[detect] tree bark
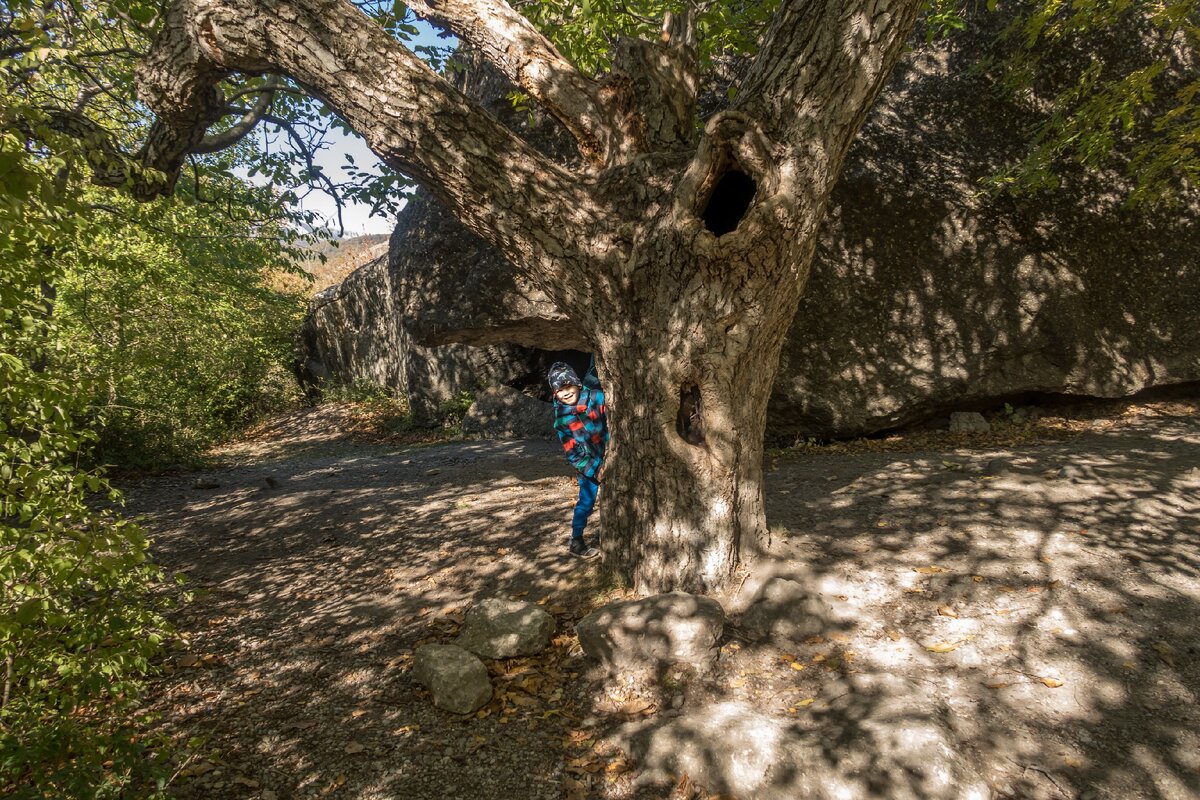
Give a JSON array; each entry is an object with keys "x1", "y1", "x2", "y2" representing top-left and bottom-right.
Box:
[{"x1": 125, "y1": 0, "x2": 924, "y2": 595}]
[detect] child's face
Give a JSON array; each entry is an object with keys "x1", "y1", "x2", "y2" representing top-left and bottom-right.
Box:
[{"x1": 555, "y1": 384, "x2": 581, "y2": 405}]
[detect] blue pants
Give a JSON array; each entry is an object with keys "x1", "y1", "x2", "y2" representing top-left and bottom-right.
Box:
[{"x1": 572, "y1": 475, "x2": 600, "y2": 540}]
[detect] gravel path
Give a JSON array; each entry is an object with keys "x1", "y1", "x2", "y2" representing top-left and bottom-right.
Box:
[{"x1": 121, "y1": 405, "x2": 1200, "y2": 800}]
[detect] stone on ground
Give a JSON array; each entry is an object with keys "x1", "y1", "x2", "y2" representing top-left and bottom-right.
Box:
[
  {"x1": 460, "y1": 386, "x2": 553, "y2": 440},
  {"x1": 575, "y1": 591, "x2": 724, "y2": 672},
  {"x1": 950, "y1": 412, "x2": 990, "y2": 433},
  {"x1": 738, "y1": 577, "x2": 834, "y2": 643},
  {"x1": 982, "y1": 458, "x2": 1010, "y2": 476},
  {"x1": 455, "y1": 598, "x2": 555, "y2": 659},
  {"x1": 411, "y1": 644, "x2": 492, "y2": 714},
  {"x1": 617, "y1": 695, "x2": 990, "y2": 800}
]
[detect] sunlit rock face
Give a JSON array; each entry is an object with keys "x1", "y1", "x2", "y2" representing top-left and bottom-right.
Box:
[
  {"x1": 298, "y1": 253, "x2": 540, "y2": 425},
  {"x1": 301, "y1": 30, "x2": 1199, "y2": 437}
]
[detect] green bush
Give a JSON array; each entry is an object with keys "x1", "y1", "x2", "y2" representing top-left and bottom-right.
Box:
[{"x1": 0, "y1": 123, "x2": 173, "y2": 798}]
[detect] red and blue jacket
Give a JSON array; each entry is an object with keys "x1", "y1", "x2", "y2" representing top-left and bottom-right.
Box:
[{"x1": 553, "y1": 386, "x2": 608, "y2": 481}]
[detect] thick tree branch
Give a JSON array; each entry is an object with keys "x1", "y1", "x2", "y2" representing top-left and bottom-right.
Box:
[
  {"x1": 135, "y1": 0, "x2": 607, "y2": 316},
  {"x1": 404, "y1": 0, "x2": 633, "y2": 166},
  {"x1": 737, "y1": 0, "x2": 924, "y2": 192},
  {"x1": 609, "y1": 4, "x2": 699, "y2": 150}
]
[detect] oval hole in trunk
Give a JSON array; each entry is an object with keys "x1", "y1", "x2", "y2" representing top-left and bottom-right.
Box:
[
  {"x1": 677, "y1": 383, "x2": 705, "y2": 446},
  {"x1": 701, "y1": 168, "x2": 757, "y2": 236}
]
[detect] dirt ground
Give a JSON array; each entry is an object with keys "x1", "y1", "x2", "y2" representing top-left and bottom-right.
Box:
[{"x1": 120, "y1": 399, "x2": 1200, "y2": 800}]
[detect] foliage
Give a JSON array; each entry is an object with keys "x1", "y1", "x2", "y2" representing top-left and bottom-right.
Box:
[
  {"x1": 438, "y1": 390, "x2": 477, "y2": 429},
  {"x1": 54, "y1": 180, "x2": 309, "y2": 469},
  {"x1": 1, "y1": 0, "x2": 318, "y2": 794},
  {"x1": 0, "y1": 103, "x2": 172, "y2": 799},
  {"x1": 925, "y1": 0, "x2": 1199, "y2": 206},
  {"x1": 511, "y1": 0, "x2": 781, "y2": 77}
]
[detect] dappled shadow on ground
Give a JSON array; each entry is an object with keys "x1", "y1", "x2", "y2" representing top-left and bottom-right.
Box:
[
  {"x1": 612, "y1": 416, "x2": 1199, "y2": 799},
  {"x1": 126, "y1": 437, "x2": 614, "y2": 800},
  {"x1": 124, "y1": 414, "x2": 1200, "y2": 800}
]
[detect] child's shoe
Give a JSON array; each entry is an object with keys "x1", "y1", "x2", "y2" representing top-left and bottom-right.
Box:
[{"x1": 568, "y1": 538, "x2": 599, "y2": 559}]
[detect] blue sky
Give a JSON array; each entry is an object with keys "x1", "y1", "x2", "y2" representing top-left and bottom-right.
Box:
[{"x1": 286, "y1": 19, "x2": 454, "y2": 237}]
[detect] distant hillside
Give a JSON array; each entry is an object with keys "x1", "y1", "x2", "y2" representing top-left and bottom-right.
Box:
[{"x1": 301, "y1": 234, "x2": 390, "y2": 294}]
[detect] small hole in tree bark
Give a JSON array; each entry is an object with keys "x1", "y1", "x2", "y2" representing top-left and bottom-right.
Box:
[
  {"x1": 701, "y1": 168, "x2": 756, "y2": 236},
  {"x1": 676, "y1": 383, "x2": 705, "y2": 446}
]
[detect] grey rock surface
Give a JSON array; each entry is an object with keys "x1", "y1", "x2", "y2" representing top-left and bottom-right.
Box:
[
  {"x1": 576, "y1": 591, "x2": 724, "y2": 672},
  {"x1": 618, "y1": 693, "x2": 990, "y2": 799},
  {"x1": 983, "y1": 458, "x2": 1011, "y2": 476},
  {"x1": 298, "y1": 254, "x2": 539, "y2": 426},
  {"x1": 299, "y1": 28, "x2": 1200, "y2": 438},
  {"x1": 949, "y1": 412, "x2": 991, "y2": 434},
  {"x1": 411, "y1": 644, "x2": 492, "y2": 715},
  {"x1": 461, "y1": 387, "x2": 554, "y2": 440},
  {"x1": 455, "y1": 598, "x2": 556, "y2": 659},
  {"x1": 738, "y1": 578, "x2": 833, "y2": 643}
]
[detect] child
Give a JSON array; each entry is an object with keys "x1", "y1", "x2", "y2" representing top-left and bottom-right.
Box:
[{"x1": 548, "y1": 360, "x2": 606, "y2": 559}]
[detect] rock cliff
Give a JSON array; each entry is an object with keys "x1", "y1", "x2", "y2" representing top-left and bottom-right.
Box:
[{"x1": 300, "y1": 32, "x2": 1200, "y2": 437}]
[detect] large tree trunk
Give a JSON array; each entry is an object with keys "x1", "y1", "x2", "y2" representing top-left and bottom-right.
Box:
[
  {"x1": 122, "y1": 0, "x2": 924, "y2": 595},
  {"x1": 601, "y1": 333, "x2": 783, "y2": 594},
  {"x1": 588, "y1": 147, "x2": 819, "y2": 592}
]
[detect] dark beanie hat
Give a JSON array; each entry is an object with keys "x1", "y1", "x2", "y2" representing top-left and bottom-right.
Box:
[{"x1": 547, "y1": 362, "x2": 580, "y2": 392}]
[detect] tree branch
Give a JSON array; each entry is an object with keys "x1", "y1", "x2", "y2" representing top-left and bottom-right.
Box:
[
  {"x1": 192, "y1": 81, "x2": 276, "y2": 153},
  {"x1": 135, "y1": 0, "x2": 607, "y2": 315},
  {"x1": 404, "y1": 0, "x2": 636, "y2": 166},
  {"x1": 736, "y1": 0, "x2": 925, "y2": 192}
]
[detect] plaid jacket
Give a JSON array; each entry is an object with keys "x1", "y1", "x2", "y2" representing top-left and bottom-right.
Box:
[{"x1": 553, "y1": 387, "x2": 608, "y2": 480}]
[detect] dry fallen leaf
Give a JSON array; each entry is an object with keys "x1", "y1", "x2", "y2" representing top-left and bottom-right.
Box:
[
  {"x1": 937, "y1": 606, "x2": 959, "y2": 619},
  {"x1": 972, "y1": 575, "x2": 984, "y2": 583},
  {"x1": 1153, "y1": 643, "x2": 1176, "y2": 666},
  {"x1": 1039, "y1": 677, "x2": 1064, "y2": 688},
  {"x1": 915, "y1": 566, "x2": 949, "y2": 575},
  {"x1": 789, "y1": 661, "x2": 806, "y2": 672},
  {"x1": 926, "y1": 637, "x2": 973, "y2": 653},
  {"x1": 787, "y1": 697, "x2": 816, "y2": 712},
  {"x1": 904, "y1": 587, "x2": 926, "y2": 594},
  {"x1": 884, "y1": 629, "x2": 902, "y2": 641},
  {"x1": 1063, "y1": 756, "x2": 1084, "y2": 768},
  {"x1": 998, "y1": 585, "x2": 1017, "y2": 593}
]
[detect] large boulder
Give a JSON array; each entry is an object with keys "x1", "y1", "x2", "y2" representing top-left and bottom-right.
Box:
[
  {"x1": 461, "y1": 386, "x2": 554, "y2": 440},
  {"x1": 738, "y1": 578, "x2": 834, "y2": 644},
  {"x1": 298, "y1": 253, "x2": 540, "y2": 426},
  {"x1": 576, "y1": 591, "x2": 724, "y2": 673},
  {"x1": 299, "y1": 29, "x2": 1200, "y2": 437},
  {"x1": 411, "y1": 644, "x2": 492, "y2": 714},
  {"x1": 455, "y1": 599, "x2": 556, "y2": 659}
]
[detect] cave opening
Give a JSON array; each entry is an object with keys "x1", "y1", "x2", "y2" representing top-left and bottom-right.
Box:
[{"x1": 701, "y1": 167, "x2": 757, "y2": 236}]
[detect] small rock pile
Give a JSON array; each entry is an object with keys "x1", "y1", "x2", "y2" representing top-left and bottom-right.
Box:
[
  {"x1": 413, "y1": 591, "x2": 729, "y2": 712},
  {"x1": 411, "y1": 598, "x2": 556, "y2": 714}
]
